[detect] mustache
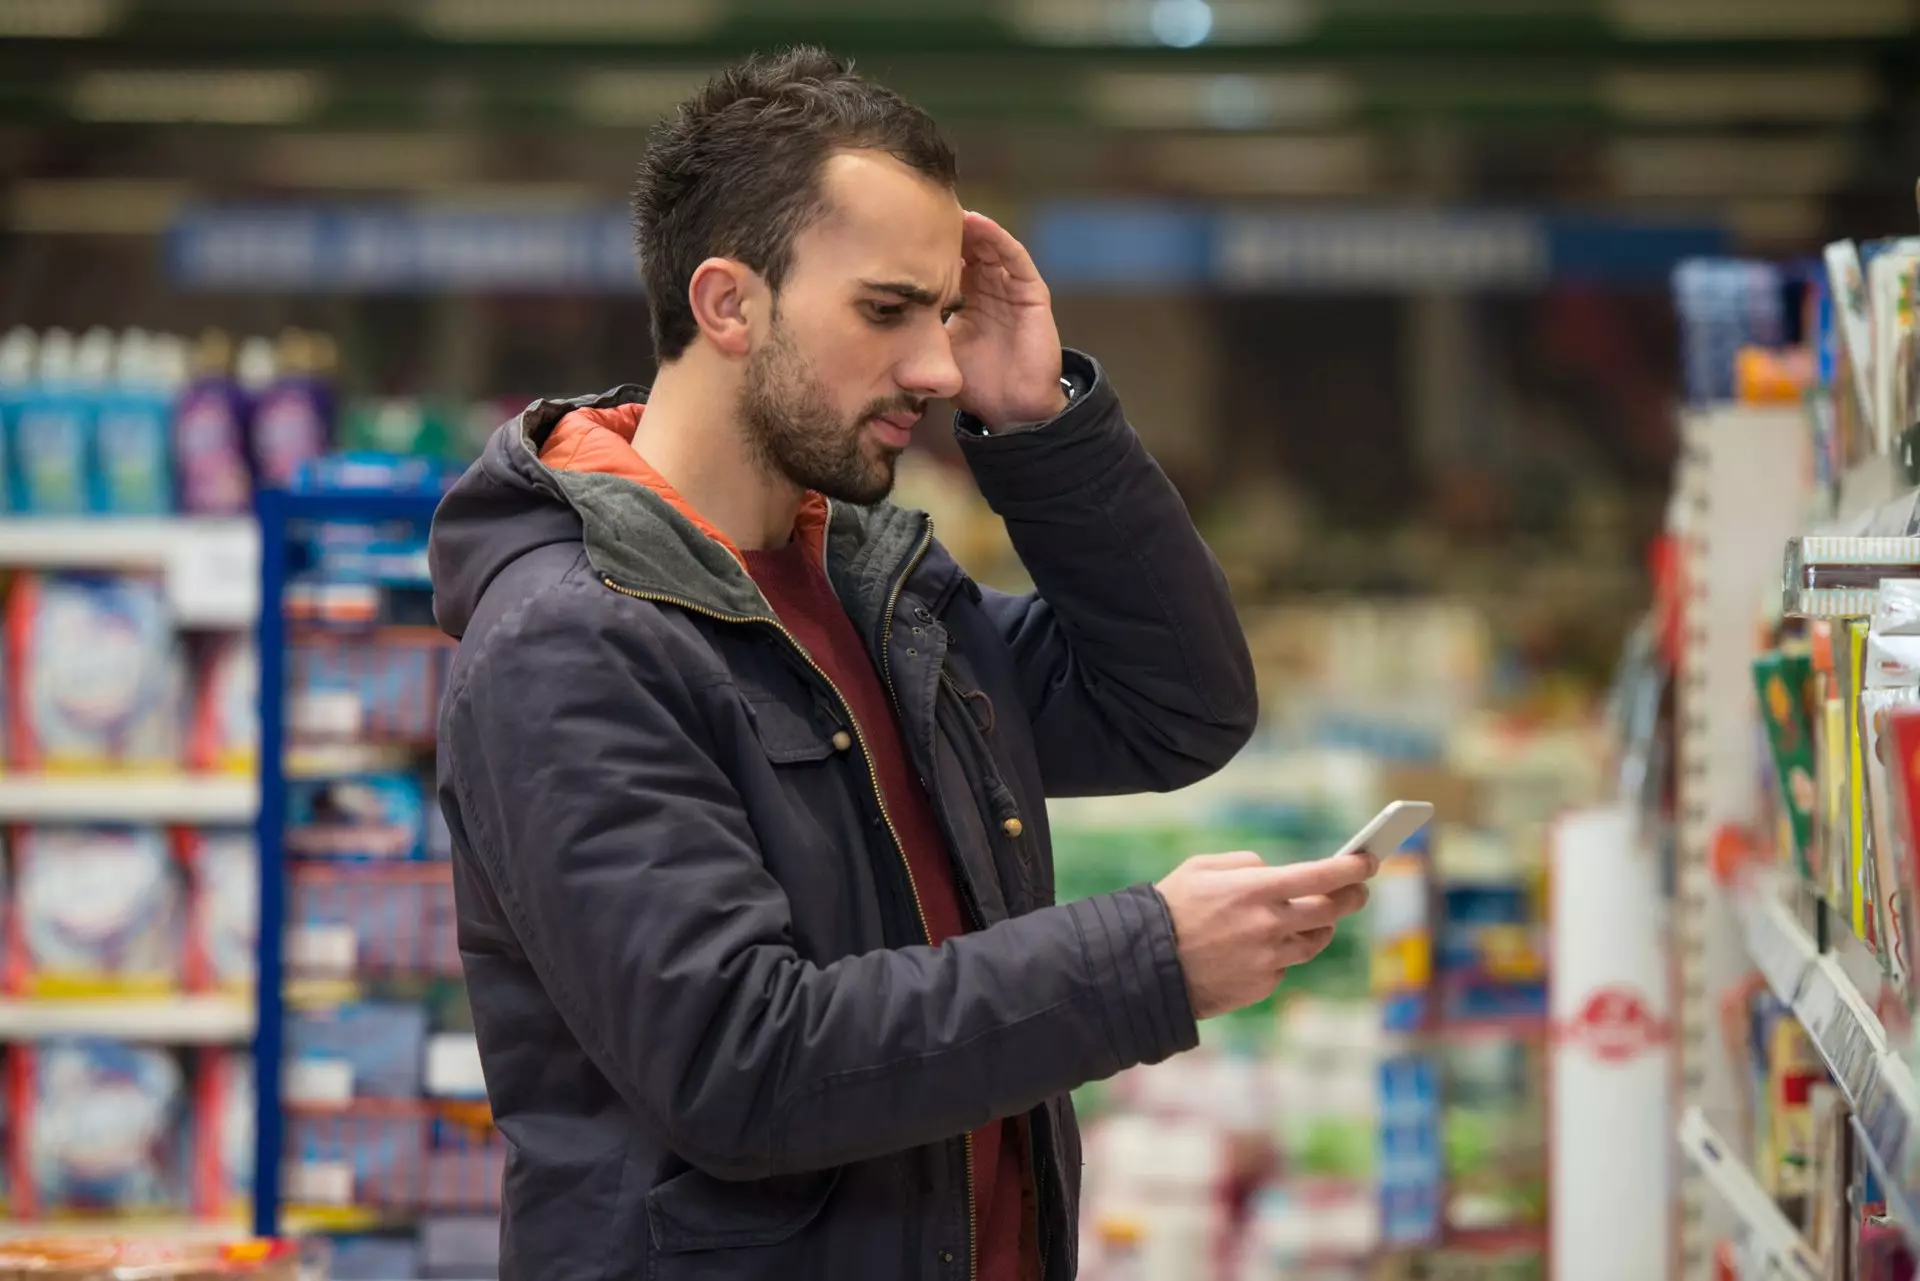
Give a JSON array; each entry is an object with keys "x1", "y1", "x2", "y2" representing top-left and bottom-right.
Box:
[{"x1": 859, "y1": 397, "x2": 929, "y2": 421}]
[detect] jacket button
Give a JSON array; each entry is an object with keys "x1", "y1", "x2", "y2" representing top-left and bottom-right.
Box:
[
  {"x1": 831, "y1": 730, "x2": 853, "y2": 752},
  {"x1": 915, "y1": 606, "x2": 933, "y2": 622},
  {"x1": 938, "y1": 1251, "x2": 955, "y2": 1265},
  {"x1": 1002, "y1": 817, "x2": 1024, "y2": 838}
]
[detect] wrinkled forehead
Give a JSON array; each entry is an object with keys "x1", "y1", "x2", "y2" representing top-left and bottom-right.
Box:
[{"x1": 792, "y1": 149, "x2": 965, "y2": 301}]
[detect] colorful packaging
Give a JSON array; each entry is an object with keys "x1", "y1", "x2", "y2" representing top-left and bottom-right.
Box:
[
  {"x1": 287, "y1": 1002, "x2": 428, "y2": 1100},
  {"x1": 285, "y1": 774, "x2": 426, "y2": 862},
  {"x1": 0, "y1": 327, "x2": 33, "y2": 515},
  {"x1": 190, "y1": 635, "x2": 258, "y2": 774},
  {"x1": 1862, "y1": 687, "x2": 1920, "y2": 988},
  {"x1": 90, "y1": 330, "x2": 177, "y2": 516},
  {"x1": 1754, "y1": 652, "x2": 1818, "y2": 877},
  {"x1": 248, "y1": 331, "x2": 332, "y2": 490},
  {"x1": 1848, "y1": 619, "x2": 1878, "y2": 947},
  {"x1": 7, "y1": 574, "x2": 184, "y2": 772},
  {"x1": 171, "y1": 331, "x2": 253, "y2": 516},
  {"x1": 9, "y1": 827, "x2": 181, "y2": 996},
  {"x1": 184, "y1": 830, "x2": 257, "y2": 991},
  {"x1": 192, "y1": 1051, "x2": 252, "y2": 1218},
  {"x1": 10, "y1": 1039, "x2": 187, "y2": 1215},
  {"x1": 13, "y1": 328, "x2": 94, "y2": 516}
]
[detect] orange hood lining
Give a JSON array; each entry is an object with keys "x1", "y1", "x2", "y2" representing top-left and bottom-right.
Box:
[{"x1": 538, "y1": 402, "x2": 830, "y2": 571}]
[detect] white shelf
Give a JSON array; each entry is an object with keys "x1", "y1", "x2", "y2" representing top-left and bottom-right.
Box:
[
  {"x1": 0, "y1": 518, "x2": 258, "y2": 628},
  {"x1": 0, "y1": 996, "x2": 253, "y2": 1043},
  {"x1": 0, "y1": 1217, "x2": 250, "y2": 1242},
  {"x1": 1731, "y1": 874, "x2": 1920, "y2": 1245},
  {"x1": 1678, "y1": 1106, "x2": 1824, "y2": 1281},
  {"x1": 0, "y1": 775, "x2": 257, "y2": 823}
]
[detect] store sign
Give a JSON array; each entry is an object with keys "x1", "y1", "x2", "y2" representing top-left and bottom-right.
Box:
[
  {"x1": 1553, "y1": 984, "x2": 1673, "y2": 1063},
  {"x1": 167, "y1": 205, "x2": 640, "y2": 292}
]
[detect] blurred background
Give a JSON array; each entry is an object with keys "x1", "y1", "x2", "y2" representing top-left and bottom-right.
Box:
[{"x1": 1, "y1": 2, "x2": 1919, "y2": 1280}]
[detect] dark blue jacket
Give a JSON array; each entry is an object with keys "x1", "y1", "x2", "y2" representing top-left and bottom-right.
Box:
[{"x1": 428, "y1": 350, "x2": 1257, "y2": 1280}]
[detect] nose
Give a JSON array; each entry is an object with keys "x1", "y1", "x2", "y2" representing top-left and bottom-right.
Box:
[{"x1": 898, "y1": 328, "x2": 964, "y2": 403}]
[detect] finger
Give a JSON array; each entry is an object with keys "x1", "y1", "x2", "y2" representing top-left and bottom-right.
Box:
[
  {"x1": 1255, "y1": 852, "x2": 1375, "y2": 901},
  {"x1": 1277, "y1": 882, "x2": 1369, "y2": 932},
  {"x1": 962, "y1": 211, "x2": 1042, "y2": 284},
  {"x1": 1188, "y1": 850, "x2": 1265, "y2": 871},
  {"x1": 1277, "y1": 926, "x2": 1335, "y2": 968}
]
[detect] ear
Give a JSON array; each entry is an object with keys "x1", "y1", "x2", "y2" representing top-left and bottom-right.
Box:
[{"x1": 686, "y1": 257, "x2": 760, "y2": 358}]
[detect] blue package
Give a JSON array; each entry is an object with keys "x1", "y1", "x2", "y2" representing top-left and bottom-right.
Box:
[
  {"x1": 27, "y1": 1039, "x2": 186, "y2": 1213},
  {"x1": 286, "y1": 773, "x2": 426, "y2": 861},
  {"x1": 0, "y1": 328, "x2": 32, "y2": 514},
  {"x1": 328, "y1": 1236, "x2": 421, "y2": 1281},
  {"x1": 91, "y1": 331, "x2": 176, "y2": 515},
  {"x1": 14, "y1": 328, "x2": 94, "y2": 515},
  {"x1": 289, "y1": 1001, "x2": 429, "y2": 1099}
]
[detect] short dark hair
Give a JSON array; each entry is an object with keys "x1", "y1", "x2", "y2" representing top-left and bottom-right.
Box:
[{"x1": 632, "y1": 47, "x2": 959, "y2": 361}]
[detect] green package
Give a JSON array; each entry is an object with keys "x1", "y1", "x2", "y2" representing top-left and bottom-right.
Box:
[{"x1": 1754, "y1": 651, "x2": 1818, "y2": 878}]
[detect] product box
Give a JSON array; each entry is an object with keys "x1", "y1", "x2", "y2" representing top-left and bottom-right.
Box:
[
  {"x1": 287, "y1": 1002, "x2": 429, "y2": 1101},
  {"x1": 7, "y1": 1039, "x2": 188, "y2": 1216},
  {"x1": 183, "y1": 829, "x2": 257, "y2": 992},
  {"x1": 7, "y1": 827, "x2": 182, "y2": 996},
  {"x1": 1756, "y1": 651, "x2": 1819, "y2": 882},
  {"x1": 192, "y1": 1050, "x2": 252, "y2": 1219},
  {"x1": 190, "y1": 636, "x2": 258, "y2": 775},
  {"x1": 285, "y1": 774, "x2": 426, "y2": 862},
  {"x1": 7, "y1": 574, "x2": 183, "y2": 772}
]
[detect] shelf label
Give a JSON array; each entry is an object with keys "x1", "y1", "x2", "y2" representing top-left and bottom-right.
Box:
[
  {"x1": 290, "y1": 691, "x2": 364, "y2": 741},
  {"x1": 287, "y1": 925, "x2": 357, "y2": 976},
  {"x1": 285, "y1": 1159, "x2": 354, "y2": 1205},
  {"x1": 285, "y1": 1057, "x2": 355, "y2": 1106},
  {"x1": 164, "y1": 527, "x2": 258, "y2": 626}
]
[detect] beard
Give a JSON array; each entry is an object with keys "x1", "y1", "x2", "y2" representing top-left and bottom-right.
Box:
[{"x1": 739, "y1": 315, "x2": 922, "y2": 507}]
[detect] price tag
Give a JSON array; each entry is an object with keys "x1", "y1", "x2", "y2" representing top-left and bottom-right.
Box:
[
  {"x1": 288, "y1": 925, "x2": 357, "y2": 975},
  {"x1": 284, "y1": 1159, "x2": 354, "y2": 1205},
  {"x1": 285, "y1": 1058, "x2": 355, "y2": 1106},
  {"x1": 164, "y1": 525, "x2": 259, "y2": 627}
]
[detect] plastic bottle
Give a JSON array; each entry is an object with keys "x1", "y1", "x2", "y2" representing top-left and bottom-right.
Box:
[
  {"x1": 171, "y1": 329, "x2": 253, "y2": 515},
  {"x1": 0, "y1": 327, "x2": 35, "y2": 514},
  {"x1": 15, "y1": 327, "x2": 91, "y2": 515},
  {"x1": 249, "y1": 329, "x2": 333, "y2": 490},
  {"x1": 90, "y1": 329, "x2": 175, "y2": 515}
]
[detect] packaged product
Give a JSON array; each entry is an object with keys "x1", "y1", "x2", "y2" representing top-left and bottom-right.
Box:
[
  {"x1": 287, "y1": 1002, "x2": 429, "y2": 1100},
  {"x1": 0, "y1": 327, "x2": 33, "y2": 514},
  {"x1": 10, "y1": 1039, "x2": 187, "y2": 1215},
  {"x1": 9, "y1": 827, "x2": 181, "y2": 995},
  {"x1": 183, "y1": 830, "x2": 257, "y2": 991},
  {"x1": 0, "y1": 1237, "x2": 300, "y2": 1280},
  {"x1": 8, "y1": 574, "x2": 183, "y2": 771},
  {"x1": 171, "y1": 331, "x2": 253, "y2": 516},
  {"x1": 247, "y1": 331, "x2": 333, "y2": 490},
  {"x1": 13, "y1": 328, "x2": 94, "y2": 516},
  {"x1": 91, "y1": 330, "x2": 177, "y2": 516},
  {"x1": 285, "y1": 773, "x2": 425, "y2": 862},
  {"x1": 189, "y1": 635, "x2": 258, "y2": 774},
  {"x1": 192, "y1": 1050, "x2": 252, "y2": 1219}
]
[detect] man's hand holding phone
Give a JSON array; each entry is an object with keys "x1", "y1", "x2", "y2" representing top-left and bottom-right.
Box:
[
  {"x1": 1155, "y1": 850, "x2": 1375, "y2": 1020},
  {"x1": 1155, "y1": 801, "x2": 1430, "y2": 1021}
]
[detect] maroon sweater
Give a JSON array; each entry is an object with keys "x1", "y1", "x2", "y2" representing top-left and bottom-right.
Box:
[{"x1": 743, "y1": 538, "x2": 1036, "y2": 1281}]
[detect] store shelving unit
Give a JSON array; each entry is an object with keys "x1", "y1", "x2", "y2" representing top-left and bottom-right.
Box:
[
  {"x1": 0, "y1": 775, "x2": 256, "y2": 823},
  {"x1": 0, "y1": 996, "x2": 253, "y2": 1043}
]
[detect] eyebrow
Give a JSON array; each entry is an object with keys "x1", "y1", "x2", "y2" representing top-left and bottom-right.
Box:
[{"x1": 859, "y1": 279, "x2": 964, "y2": 311}]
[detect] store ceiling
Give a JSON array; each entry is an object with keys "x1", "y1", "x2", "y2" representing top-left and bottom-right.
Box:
[{"x1": 0, "y1": 0, "x2": 1915, "y2": 240}]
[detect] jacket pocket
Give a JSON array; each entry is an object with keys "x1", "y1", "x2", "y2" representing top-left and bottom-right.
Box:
[
  {"x1": 741, "y1": 695, "x2": 837, "y2": 765},
  {"x1": 647, "y1": 1166, "x2": 841, "y2": 1267}
]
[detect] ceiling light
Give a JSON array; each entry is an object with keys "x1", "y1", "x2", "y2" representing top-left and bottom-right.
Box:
[
  {"x1": 418, "y1": 0, "x2": 718, "y2": 40},
  {"x1": 1005, "y1": 0, "x2": 1317, "y2": 45},
  {"x1": 1607, "y1": 0, "x2": 1914, "y2": 38},
  {"x1": 1606, "y1": 135, "x2": 1856, "y2": 197},
  {"x1": 0, "y1": 0, "x2": 122, "y2": 37},
  {"x1": 1149, "y1": 0, "x2": 1213, "y2": 46},
  {"x1": 1602, "y1": 67, "x2": 1881, "y2": 122},
  {"x1": 69, "y1": 70, "x2": 324, "y2": 125},
  {"x1": 1143, "y1": 133, "x2": 1379, "y2": 196},
  {"x1": 1087, "y1": 70, "x2": 1357, "y2": 130},
  {"x1": 572, "y1": 69, "x2": 716, "y2": 126},
  {"x1": 8, "y1": 180, "x2": 187, "y2": 235}
]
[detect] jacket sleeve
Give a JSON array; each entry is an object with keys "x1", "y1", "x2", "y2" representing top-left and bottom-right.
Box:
[
  {"x1": 955, "y1": 348, "x2": 1259, "y2": 797},
  {"x1": 443, "y1": 594, "x2": 1198, "y2": 1182}
]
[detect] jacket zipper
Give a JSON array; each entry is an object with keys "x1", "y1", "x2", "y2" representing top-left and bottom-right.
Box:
[
  {"x1": 603, "y1": 536, "x2": 980, "y2": 1281},
  {"x1": 874, "y1": 523, "x2": 980, "y2": 1281}
]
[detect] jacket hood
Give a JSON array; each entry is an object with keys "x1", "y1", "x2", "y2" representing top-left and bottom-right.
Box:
[{"x1": 430, "y1": 386, "x2": 932, "y2": 640}]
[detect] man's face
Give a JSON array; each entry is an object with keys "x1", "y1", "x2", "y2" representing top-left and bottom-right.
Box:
[{"x1": 739, "y1": 149, "x2": 966, "y2": 505}]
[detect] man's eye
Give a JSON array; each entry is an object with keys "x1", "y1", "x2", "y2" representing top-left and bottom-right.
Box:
[{"x1": 866, "y1": 303, "x2": 905, "y2": 326}]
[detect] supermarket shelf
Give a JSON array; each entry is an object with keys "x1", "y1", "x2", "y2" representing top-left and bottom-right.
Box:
[
  {"x1": 1730, "y1": 875, "x2": 1920, "y2": 1247},
  {"x1": 0, "y1": 1217, "x2": 249, "y2": 1242},
  {"x1": 1678, "y1": 1106, "x2": 1823, "y2": 1281},
  {"x1": 0, "y1": 518, "x2": 259, "y2": 628},
  {"x1": 0, "y1": 774, "x2": 257, "y2": 823},
  {"x1": 0, "y1": 996, "x2": 253, "y2": 1043}
]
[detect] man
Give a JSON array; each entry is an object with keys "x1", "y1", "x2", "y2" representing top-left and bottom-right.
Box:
[{"x1": 429, "y1": 47, "x2": 1374, "y2": 1281}]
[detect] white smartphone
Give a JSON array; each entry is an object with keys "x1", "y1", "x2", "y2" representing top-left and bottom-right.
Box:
[{"x1": 1334, "y1": 800, "x2": 1435, "y2": 863}]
